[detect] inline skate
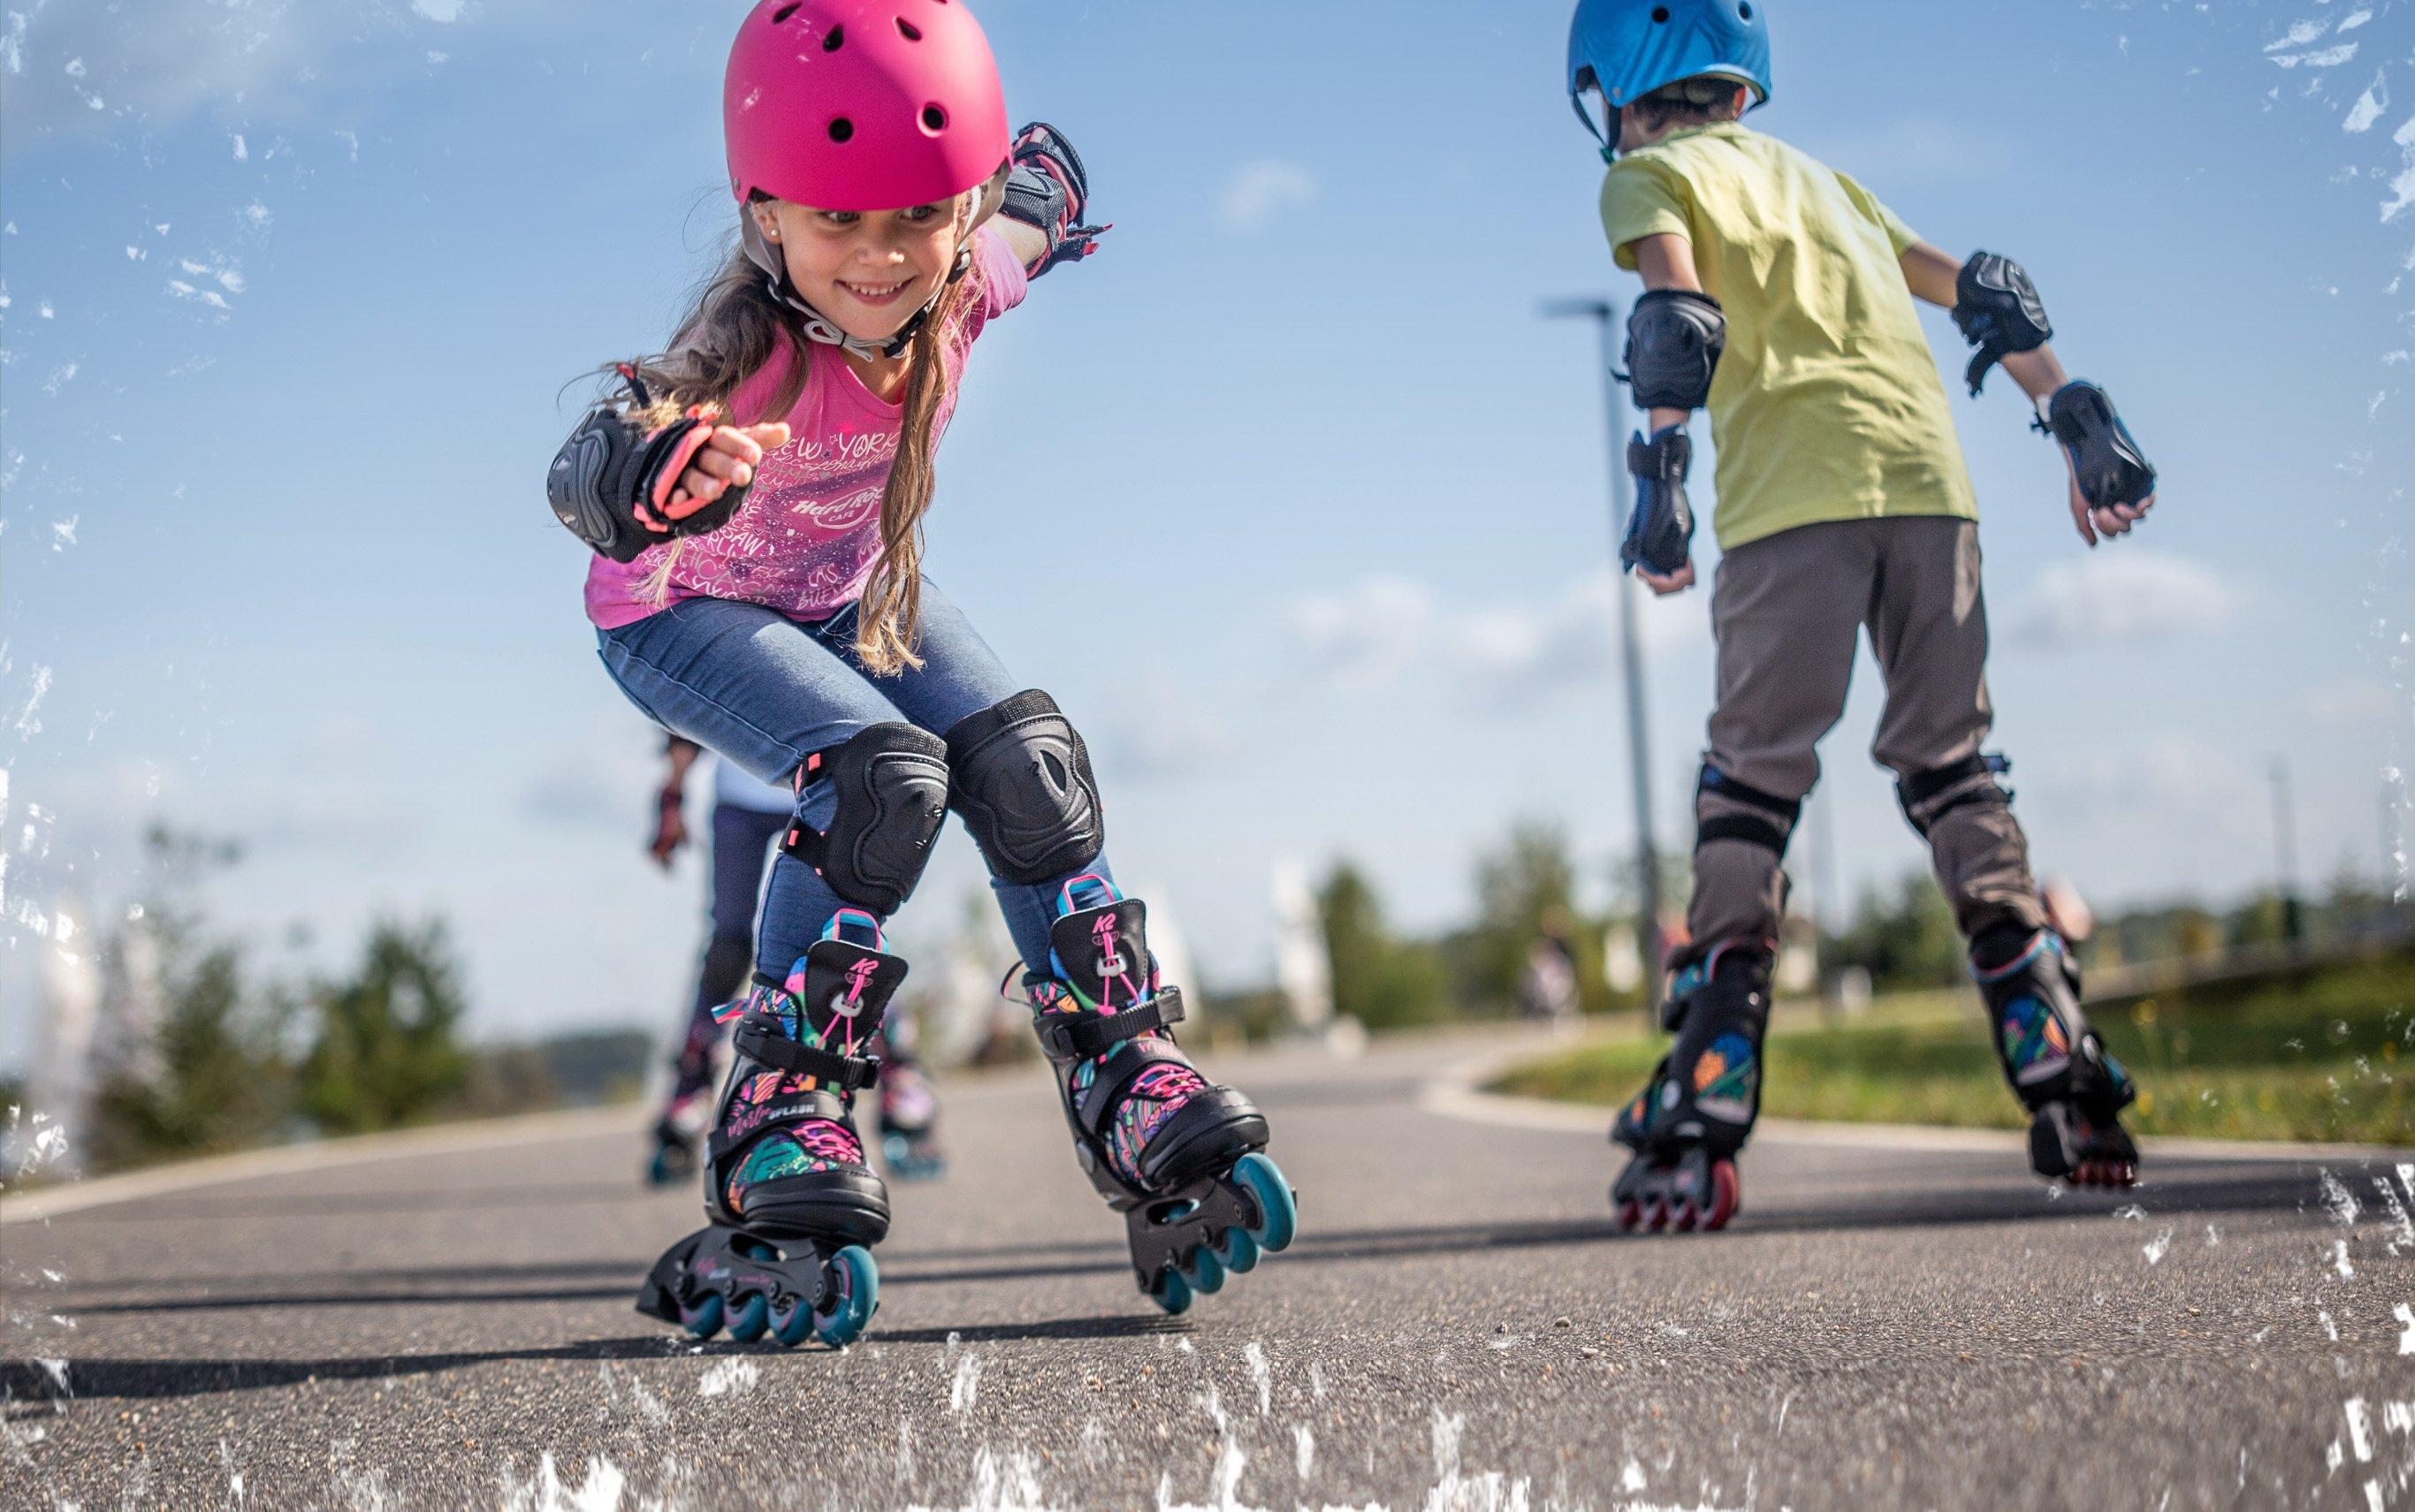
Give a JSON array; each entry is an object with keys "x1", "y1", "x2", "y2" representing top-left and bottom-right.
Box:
[
  {"x1": 1972, "y1": 928, "x2": 2138, "y2": 1188},
  {"x1": 635, "y1": 910, "x2": 897, "y2": 1348},
  {"x1": 1610, "y1": 938, "x2": 1772, "y2": 1234},
  {"x1": 1025, "y1": 876, "x2": 1297, "y2": 1313}
]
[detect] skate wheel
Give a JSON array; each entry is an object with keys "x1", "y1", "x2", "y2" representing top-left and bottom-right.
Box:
[
  {"x1": 1231, "y1": 1152, "x2": 1297, "y2": 1253},
  {"x1": 681, "y1": 1292, "x2": 725, "y2": 1340},
  {"x1": 769, "y1": 1295, "x2": 816, "y2": 1349},
  {"x1": 1666, "y1": 1197, "x2": 1698, "y2": 1233},
  {"x1": 1613, "y1": 1198, "x2": 1642, "y2": 1231},
  {"x1": 1180, "y1": 1246, "x2": 1227, "y2": 1295},
  {"x1": 812, "y1": 1245, "x2": 879, "y2": 1349},
  {"x1": 1639, "y1": 1197, "x2": 1669, "y2": 1233},
  {"x1": 1150, "y1": 1268, "x2": 1194, "y2": 1316},
  {"x1": 1696, "y1": 1159, "x2": 1740, "y2": 1233},
  {"x1": 1214, "y1": 1227, "x2": 1262, "y2": 1273},
  {"x1": 725, "y1": 1291, "x2": 770, "y2": 1344}
]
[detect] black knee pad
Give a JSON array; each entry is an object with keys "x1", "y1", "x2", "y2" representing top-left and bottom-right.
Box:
[
  {"x1": 698, "y1": 933, "x2": 755, "y2": 1005},
  {"x1": 1898, "y1": 753, "x2": 2013, "y2": 838},
  {"x1": 781, "y1": 723, "x2": 951, "y2": 916},
  {"x1": 942, "y1": 690, "x2": 1104, "y2": 885},
  {"x1": 1695, "y1": 764, "x2": 1802, "y2": 860}
]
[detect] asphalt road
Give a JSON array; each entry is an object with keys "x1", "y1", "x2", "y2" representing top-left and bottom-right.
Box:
[{"x1": 4, "y1": 1028, "x2": 2409, "y2": 1511}]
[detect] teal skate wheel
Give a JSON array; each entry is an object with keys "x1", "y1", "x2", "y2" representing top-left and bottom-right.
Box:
[
  {"x1": 1214, "y1": 1227, "x2": 1261, "y2": 1273},
  {"x1": 1232, "y1": 1153, "x2": 1296, "y2": 1253},
  {"x1": 1149, "y1": 1268, "x2": 1194, "y2": 1316},
  {"x1": 812, "y1": 1244, "x2": 879, "y2": 1349},
  {"x1": 769, "y1": 1295, "x2": 816, "y2": 1349},
  {"x1": 724, "y1": 1291, "x2": 770, "y2": 1343},
  {"x1": 1181, "y1": 1247, "x2": 1226, "y2": 1295},
  {"x1": 681, "y1": 1292, "x2": 725, "y2": 1340}
]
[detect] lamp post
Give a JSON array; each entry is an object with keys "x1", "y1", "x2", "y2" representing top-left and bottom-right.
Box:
[{"x1": 1543, "y1": 297, "x2": 1665, "y2": 1005}]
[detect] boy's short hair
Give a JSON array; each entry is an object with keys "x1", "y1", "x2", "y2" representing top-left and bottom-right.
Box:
[{"x1": 1633, "y1": 72, "x2": 1751, "y2": 133}]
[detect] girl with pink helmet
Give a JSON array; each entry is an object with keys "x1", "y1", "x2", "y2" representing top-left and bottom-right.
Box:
[{"x1": 547, "y1": 0, "x2": 1295, "y2": 1349}]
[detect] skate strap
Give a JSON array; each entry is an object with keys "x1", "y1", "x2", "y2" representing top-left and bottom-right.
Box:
[
  {"x1": 733, "y1": 1017, "x2": 883, "y2": 1092},
  {"x1": 1074, "y1": 1033, "x2": 1193, "y2": 1132},
  {"x1": 1035, "y1": 987, "x2": 1185, "y2": 1062}
]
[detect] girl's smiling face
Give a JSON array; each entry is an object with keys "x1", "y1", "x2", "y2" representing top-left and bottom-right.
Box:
[{"x1": 751, "y1": 194, "x2": 966, "y2": 344}]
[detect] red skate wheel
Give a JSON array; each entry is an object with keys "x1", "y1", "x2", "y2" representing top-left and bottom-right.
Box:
[
  {"x1": 1697, "y1": 1159, "x2": 1740, "y2": 1232},
  {"x1": 1614, "y1": 1198, "x2": 1642, "y2": 1231},
  {"x1": 1636, "y1": 1197, "x2": 1664, "y2": 1232}
]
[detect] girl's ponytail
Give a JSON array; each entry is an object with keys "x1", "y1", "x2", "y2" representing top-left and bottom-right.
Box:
[{"x1": 851, "y1": 270, "x2": 971, "y2": 676}]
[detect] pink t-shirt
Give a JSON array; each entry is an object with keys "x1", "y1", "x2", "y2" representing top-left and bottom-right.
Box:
[{"x1": 585, "y1": 227, "x2": 1029, "y2": 629}]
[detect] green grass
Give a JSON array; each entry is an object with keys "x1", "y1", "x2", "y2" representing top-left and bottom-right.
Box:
[{"x1": 1491, "y1": 949, "x2": 2415, "y2": 1146}]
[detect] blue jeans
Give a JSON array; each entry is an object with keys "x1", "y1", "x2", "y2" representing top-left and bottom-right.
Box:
[{"x1": 598, "y1": 582, "x2": 1116, "y2": 982}]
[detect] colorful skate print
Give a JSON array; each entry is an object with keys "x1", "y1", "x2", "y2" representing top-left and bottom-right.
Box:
[{"x1": 1689, "y1": 1031, "x2": 1759, "y2": 1125}]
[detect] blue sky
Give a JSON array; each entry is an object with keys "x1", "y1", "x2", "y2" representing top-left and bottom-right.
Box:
[{"x1": 3, "y1": 0, "x2": 2411, "y2": 1058}]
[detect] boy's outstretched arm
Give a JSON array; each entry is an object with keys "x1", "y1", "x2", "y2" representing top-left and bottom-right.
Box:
[
  {"x1": 1900, "y1": 240, "x2": 2158, "y2": 547},
  {"x1": 1622, "y1": 232, "x2": 1717, "y2": 595}
]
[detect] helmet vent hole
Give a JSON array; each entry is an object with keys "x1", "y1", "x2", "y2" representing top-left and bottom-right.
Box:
[
  {"x1": 828, "y1": 117, "x2": 854, "y2": 142},
  {"x1": 895, "y1": 17, "x2": 922, "y2": 40},
  {"x1": 1651, "y1": 5, "x2": 1670, "y2": 19},
  {"x1": 919, "y1": 103, "x2": 948, "y2": 133},
  {"x1": 821, "y1": 23, "x2": 845, "y2": 50},
  {"x1": 771, "y1": 2, "x2": 802, "y2": 21},
  {"x1": 1738, "y1": 2, "x2": 1753, "y2": 16}
]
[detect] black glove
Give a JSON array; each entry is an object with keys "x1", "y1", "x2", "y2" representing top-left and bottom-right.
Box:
[
  {"x1": 998, "y1": 122, "x2": 1108, "y2": 277},
  {"x1": 2043, "y1": 381, "x2": 2156, "y2": 513},
  {"x1": 1622, "y1": 425, "x2": 1696, "y2": 576},
  {"x1": 545, "y1": 367, "x2": 749, "y2": 563}
]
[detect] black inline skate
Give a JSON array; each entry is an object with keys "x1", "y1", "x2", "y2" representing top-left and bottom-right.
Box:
[
  {"x1": 1025, "y1": 876, "x2": 1297, "y2": 1314},
  {"x1": 1610, "y1": 938, "x2": 1773, "y2": 1234},
  {"x1": 1971, "y1": 928, "x2": 2138, "y2": 1188},
  {"x1": 635, "y1": 911, "x2": 899, "y2": 1348}
]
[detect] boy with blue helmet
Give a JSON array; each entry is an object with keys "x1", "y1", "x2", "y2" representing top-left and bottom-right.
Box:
[{"x1": 1567, "y1": 0, "x2": 2156, "y2": 1234}]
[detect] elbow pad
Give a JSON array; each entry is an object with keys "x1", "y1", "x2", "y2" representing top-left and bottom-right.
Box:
[
  {"x1": 998, "y1": 122, "x2": 1108, "y2": 277},
  {"x1": 1622, "y1": 290, "x2": 1726, "y2": 412},
  {"x1": 546, "y1": 376, "x2": 748, "y2": 563},
  {"x1": 1953, "y1": 253, "x2": 2053, "y2": 397}
]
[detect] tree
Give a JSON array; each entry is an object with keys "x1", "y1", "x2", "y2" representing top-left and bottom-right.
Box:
[
  {"x1": 1317, "y1": 862, "x2": 1450, "y2": 1030},
  {"x1": 299, "y1": 920, "x2": 472, "y2": 1135},
  {"x1": 1824, "y1": 871, "x2": 1963, "y2": 989}
]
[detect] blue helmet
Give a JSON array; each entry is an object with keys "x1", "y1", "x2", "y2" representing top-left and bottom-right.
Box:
[{"x1": 1566, "y1": 0, "x2": 1772, "y2": 156}]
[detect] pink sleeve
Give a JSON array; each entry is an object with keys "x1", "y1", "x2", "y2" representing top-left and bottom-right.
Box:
[{"x1": 970, "y1": 224, "x2": 1029, "y2": 323}]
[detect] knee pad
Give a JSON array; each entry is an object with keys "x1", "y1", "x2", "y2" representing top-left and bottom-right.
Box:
[
  {"x1": 943, "y1": 690, "x2": 1104, "y2": 885},
  {"x1": 781, "y1": 723, "x2": 951, "y2": 916},
  {"x1": 1695, "y1": 764, "x2": 1802, "y2": 860},
  {"x1": 1897, "y1": 752, "x2": 2013, "y2": 838},
  {"x1": 697, "y1": 933, "x2": 755, "y2": 1007}
]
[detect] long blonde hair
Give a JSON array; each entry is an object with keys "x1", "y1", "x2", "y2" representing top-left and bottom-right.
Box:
[{"x1": 613, "y1": 200, "x2": 975, "y2": 675}]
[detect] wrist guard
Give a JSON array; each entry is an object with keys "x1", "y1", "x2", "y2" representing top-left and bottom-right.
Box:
[
  {"x1": 999, "y1": 121, "x2": 1108, "y2": 277},
  {"x1": 545, "y1": 366, "x2": 748, "y2": 563},
  {"x1": 2043, "y1": 381, "x2": 2156, "y2": 513},
  {"x1": 1954, "y1": 252, "x2": 2053, "y2": 397},
  {"x1": 1622, "y1": 425, "x2": 1696, "y2": 576}
]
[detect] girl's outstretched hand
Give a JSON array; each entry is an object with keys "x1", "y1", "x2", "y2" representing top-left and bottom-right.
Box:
[{"x1": 648, "y1": 420, "x2": 792, "y2": 528}]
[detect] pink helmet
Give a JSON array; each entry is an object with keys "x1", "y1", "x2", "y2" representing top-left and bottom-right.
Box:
[{"x1": 724, "y1": 0, "x2": 1012, "y2": 214}]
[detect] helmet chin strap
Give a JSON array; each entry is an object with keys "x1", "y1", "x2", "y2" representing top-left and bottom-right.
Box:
[{"x1": 739, "y1": 210, "x2": 973, "y2": 362}]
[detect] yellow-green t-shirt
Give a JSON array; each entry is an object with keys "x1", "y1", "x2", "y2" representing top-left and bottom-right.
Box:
[{"x1": 1598, "y1": 122, "x2": 1977, "y2": 551}]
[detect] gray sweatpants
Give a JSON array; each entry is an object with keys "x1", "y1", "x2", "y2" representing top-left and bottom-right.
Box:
[{"x1": 1687, "y1": 516, "x2": 2046, "y2": 949}]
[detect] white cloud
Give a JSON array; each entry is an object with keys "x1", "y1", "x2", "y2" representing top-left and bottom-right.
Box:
[
  {"x1": 2304, "y1": 676, "x2": 2404, "y2": 727},
  {"x1": 1284, "y1": 568, "x2": 1707, "y2": 700},
  {"x1": 0, "y1": 0, "x2": 476, "y2": 147},
  {"x1": 2006, "y1": 551, "x2": 2245, "y2": 650},
  {"x1": 1216, "y1": 159, "x2": 1318, "y2": 235}
]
